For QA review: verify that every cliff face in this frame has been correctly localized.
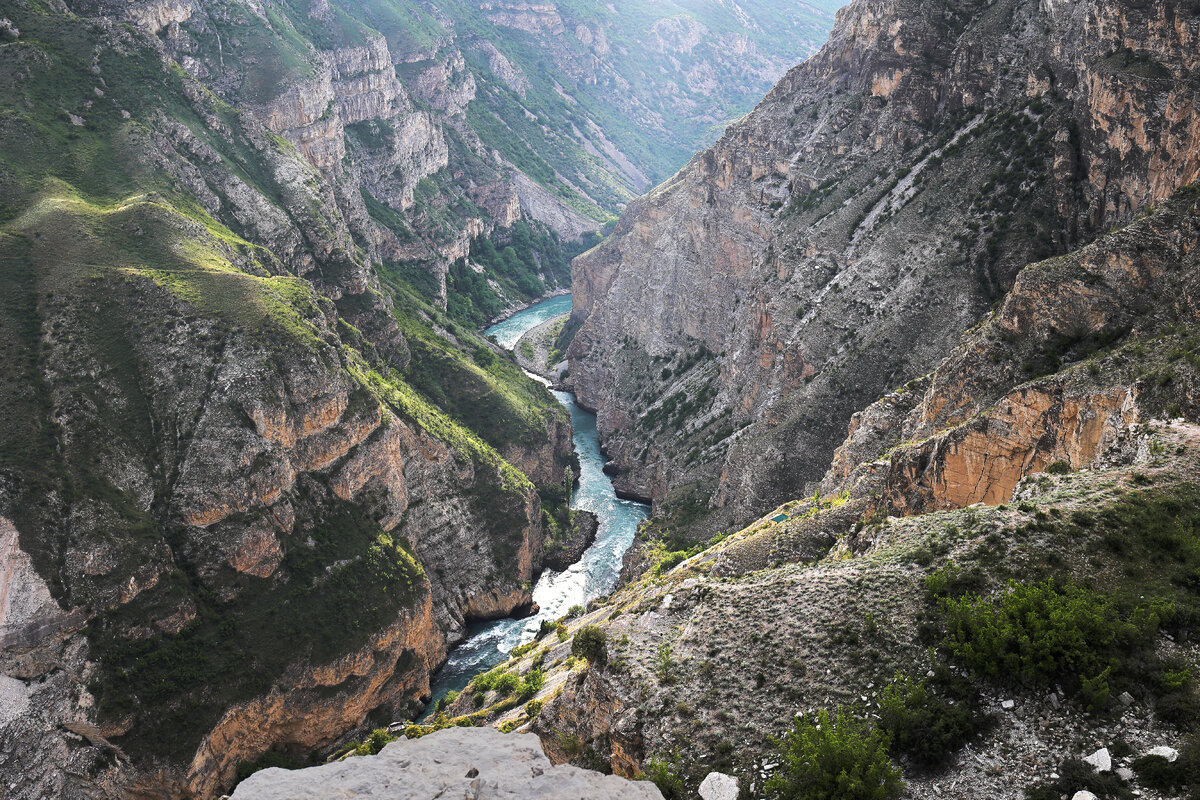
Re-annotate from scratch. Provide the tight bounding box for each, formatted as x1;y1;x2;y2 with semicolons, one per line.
567;0;1200;537
445;187;1200;798
104;0;843;322
0;5;569;799
820;186;1200;515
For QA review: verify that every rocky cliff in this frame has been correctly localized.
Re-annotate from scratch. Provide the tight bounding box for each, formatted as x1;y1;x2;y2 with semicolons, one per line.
567;0;1200;539
445;187;1200;798
0;3;573;798
0;1;844;793
88;0;843;325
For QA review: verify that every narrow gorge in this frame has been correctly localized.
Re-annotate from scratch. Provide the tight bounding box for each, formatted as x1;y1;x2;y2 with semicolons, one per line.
3;1;1200;799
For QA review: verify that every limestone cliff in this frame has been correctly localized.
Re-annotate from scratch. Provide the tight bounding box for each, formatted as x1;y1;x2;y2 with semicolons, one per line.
568;0;1200;539
110;0;843;320
0;5;567;799
449;188;1200;798
821;186;1200;515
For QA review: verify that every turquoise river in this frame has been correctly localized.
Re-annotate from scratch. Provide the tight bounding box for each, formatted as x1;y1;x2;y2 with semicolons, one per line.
421;293;650;714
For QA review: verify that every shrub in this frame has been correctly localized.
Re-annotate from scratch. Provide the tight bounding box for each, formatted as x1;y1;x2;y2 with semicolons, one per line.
924;564;986;602
1132;734;1200;795
1025;758;1133;800
938;580;1152;704
352;728;396;756
644;753;687;800
518;668;545;700
654;643;675;684
764;707;903;800
492;672;521;695
1046;460;1072;475
877;672;986;771
571;625;608;669
525;698;544;718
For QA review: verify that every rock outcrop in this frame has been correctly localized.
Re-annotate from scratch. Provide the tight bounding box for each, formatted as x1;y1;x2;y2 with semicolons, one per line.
229;726;664;799
567;0;1200;539
822;186;1200;515
0;5;566;799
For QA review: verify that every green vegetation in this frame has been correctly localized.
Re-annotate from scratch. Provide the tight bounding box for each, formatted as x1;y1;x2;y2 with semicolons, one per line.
91;491;426;760
877;671;990;771
1025;758;1134;800
1132;735;1200;797
765;707;904;800
645;753;688;799
469;664;545;701
571;625;608;669
936;580;1154;708
234;750;309;786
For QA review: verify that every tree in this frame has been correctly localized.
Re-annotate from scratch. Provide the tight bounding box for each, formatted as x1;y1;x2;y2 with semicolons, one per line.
571;625;607;669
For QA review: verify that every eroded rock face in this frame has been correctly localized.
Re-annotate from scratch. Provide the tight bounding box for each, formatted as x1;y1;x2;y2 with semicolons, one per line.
568;0;1200;538
229;726;664;800
0;8;558;800
822;188;1200;514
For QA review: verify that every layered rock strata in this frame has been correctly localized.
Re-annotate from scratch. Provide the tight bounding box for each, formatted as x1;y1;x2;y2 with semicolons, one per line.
568;0;1200;538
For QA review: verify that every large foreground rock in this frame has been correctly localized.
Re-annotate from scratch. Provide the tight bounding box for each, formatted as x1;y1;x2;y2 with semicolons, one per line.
229;727;665;799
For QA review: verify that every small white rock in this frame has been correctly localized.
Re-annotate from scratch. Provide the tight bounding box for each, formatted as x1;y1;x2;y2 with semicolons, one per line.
1144;745;1179;763
1116;767;1134;781
698;772;739;800
1072;792;1099;800
1084;747;1111;772
1001;699;1015;710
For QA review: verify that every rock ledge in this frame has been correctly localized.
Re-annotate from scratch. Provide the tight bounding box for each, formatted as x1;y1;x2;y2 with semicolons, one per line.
229;726;664;799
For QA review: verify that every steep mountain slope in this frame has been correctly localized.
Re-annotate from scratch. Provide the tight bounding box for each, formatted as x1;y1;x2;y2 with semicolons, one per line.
0;5;567;799
445;186;1200;799
0;1;845;796
71;0;841;325
567;0;1200;540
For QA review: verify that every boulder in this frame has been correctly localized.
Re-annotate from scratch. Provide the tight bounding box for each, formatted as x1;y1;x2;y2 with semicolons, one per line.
1145;745;1180;763
229;727;665;800
1072;792;1098;800
699;771;740;800
1083;747;1111;772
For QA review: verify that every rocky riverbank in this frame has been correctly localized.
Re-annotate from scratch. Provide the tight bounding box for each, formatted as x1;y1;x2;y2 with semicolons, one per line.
513;314;570;383
543;510;600;573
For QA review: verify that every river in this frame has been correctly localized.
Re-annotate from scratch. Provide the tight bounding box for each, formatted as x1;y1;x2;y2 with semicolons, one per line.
420;294;650;714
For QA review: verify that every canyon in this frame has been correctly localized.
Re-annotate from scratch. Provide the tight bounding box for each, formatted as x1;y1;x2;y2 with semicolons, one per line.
3;0;1200;798
0;0;840;798
567;0;1200;541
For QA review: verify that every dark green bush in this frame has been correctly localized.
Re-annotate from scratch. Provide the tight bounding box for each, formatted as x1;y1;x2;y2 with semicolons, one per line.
877;672;988;771
924;563;986;602
234;750;307;785
764;707;903;800
645;753;687;799
938;580;1153;706
1046;460;1072;475
1025;758;1132;800
518;668;545;700
571;625;608;669
1133;735;1200;797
